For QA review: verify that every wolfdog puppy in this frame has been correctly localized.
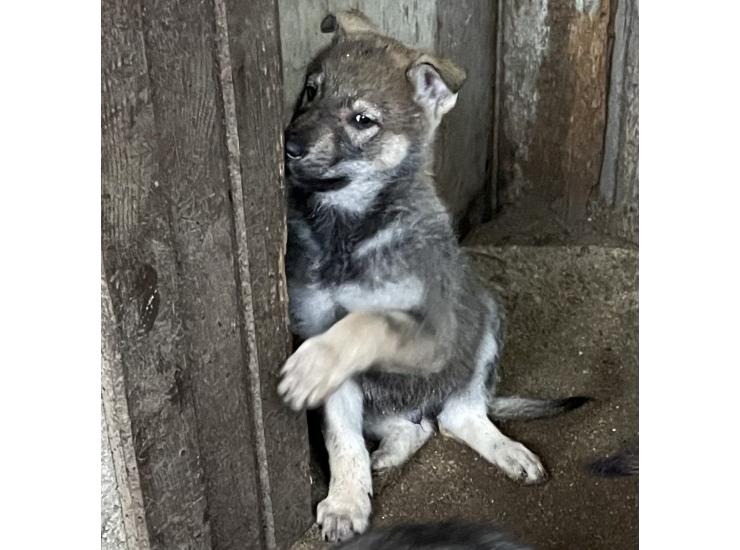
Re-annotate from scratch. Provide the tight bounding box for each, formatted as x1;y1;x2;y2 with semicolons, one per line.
278;10;587;542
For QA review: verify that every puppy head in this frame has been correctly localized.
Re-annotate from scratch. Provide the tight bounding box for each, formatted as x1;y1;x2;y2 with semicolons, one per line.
285;10;466;194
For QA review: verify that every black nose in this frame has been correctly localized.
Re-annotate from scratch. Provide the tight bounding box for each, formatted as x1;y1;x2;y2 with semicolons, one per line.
285;134;306;160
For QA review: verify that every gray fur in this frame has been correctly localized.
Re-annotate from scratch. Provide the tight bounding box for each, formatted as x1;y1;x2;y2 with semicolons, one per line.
590;447;639;477
337;522;534;550
284;25;499;416
488;396;592;421
279;10;587;542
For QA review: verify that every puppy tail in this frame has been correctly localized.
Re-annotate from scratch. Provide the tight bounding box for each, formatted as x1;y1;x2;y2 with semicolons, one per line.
487;395;591;421
589;448;639;477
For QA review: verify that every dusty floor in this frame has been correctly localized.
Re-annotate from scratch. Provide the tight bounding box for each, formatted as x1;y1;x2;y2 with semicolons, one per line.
293;239;638;550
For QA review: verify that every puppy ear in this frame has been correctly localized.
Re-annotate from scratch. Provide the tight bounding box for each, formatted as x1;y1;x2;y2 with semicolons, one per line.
320;10;379;37
407;55;466;124
413;54;467;93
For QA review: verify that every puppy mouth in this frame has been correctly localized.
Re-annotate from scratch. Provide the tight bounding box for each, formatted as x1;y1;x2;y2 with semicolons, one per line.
289;174;350;192
285;162;350;192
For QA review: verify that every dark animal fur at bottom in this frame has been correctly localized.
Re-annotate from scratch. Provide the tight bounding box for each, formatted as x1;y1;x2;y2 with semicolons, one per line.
336;522;534;550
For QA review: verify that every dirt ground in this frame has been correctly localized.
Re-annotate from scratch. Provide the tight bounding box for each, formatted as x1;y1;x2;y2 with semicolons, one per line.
293;238;638;550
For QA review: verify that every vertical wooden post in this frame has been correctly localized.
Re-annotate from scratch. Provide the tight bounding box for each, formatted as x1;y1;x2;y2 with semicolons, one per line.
496;0;612;228
221;0;315;545
101;0;312;547
595;0;639;242
434;0;497;230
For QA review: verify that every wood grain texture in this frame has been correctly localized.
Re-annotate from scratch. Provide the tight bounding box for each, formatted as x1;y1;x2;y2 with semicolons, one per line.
102;272;151;550
498;0;612;227
593;0;638;242
138;0;270;546
224;0;313;545
103;0;312;547
435;0;497;227
101;0;214;546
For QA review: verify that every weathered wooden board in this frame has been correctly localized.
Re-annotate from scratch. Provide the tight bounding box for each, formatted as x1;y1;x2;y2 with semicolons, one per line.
138;0;270;546
277;0;495;226
594;0;638;242
497;0;612;227
102;0;312;547
102;274;151;550
435;0;497;229
101;0;214;545
224;0;314;545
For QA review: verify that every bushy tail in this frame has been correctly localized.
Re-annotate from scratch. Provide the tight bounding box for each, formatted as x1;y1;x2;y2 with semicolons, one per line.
589;448;639;477
487;395;591;421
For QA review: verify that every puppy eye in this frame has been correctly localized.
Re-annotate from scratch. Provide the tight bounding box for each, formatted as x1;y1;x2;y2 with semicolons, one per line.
304;84;317;102
352;113;377;129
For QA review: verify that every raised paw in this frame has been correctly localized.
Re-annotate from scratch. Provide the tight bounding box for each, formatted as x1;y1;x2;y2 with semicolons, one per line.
316;493;371;543
491;439;548;484
277;337;350;410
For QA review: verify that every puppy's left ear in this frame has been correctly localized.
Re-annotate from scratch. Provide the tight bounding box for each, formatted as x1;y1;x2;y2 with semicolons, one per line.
407;54;467;124
320;10;379;37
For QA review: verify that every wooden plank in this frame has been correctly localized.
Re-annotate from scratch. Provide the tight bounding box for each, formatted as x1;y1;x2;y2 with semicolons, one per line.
491;0;505;219
435;0;497;227
101;404;127;550
137;0;270;547
101;0;214;546
222;0;314;546
498;0;612;227
594;0;638;242
105;0;315;547
101;273;151;550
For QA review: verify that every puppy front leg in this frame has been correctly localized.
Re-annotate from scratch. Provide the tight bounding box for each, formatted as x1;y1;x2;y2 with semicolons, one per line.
279;310;438;410
317;380;372;542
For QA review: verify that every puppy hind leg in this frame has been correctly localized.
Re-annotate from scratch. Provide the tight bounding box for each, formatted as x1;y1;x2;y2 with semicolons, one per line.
318;380;372;542
437;398;547;485
364;415;434;473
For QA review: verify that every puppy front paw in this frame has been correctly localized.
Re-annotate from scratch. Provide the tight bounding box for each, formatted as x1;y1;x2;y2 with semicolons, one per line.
316;492;371;543
491;439;548;485
278;337;349;410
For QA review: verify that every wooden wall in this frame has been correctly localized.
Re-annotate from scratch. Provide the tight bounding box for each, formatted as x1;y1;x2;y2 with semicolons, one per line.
498;0;611;225
101;0;312;548
495;0;638;241
595;0;638;242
